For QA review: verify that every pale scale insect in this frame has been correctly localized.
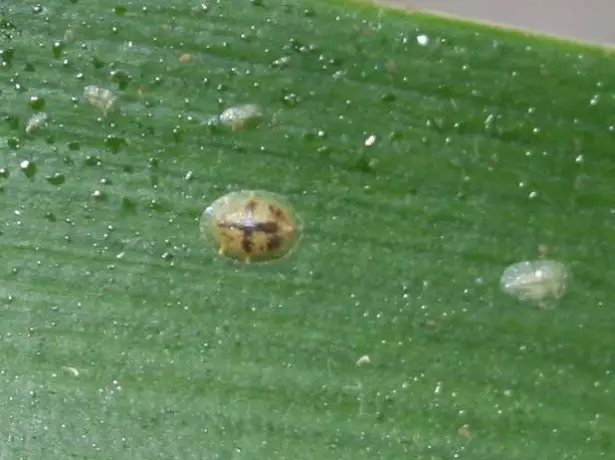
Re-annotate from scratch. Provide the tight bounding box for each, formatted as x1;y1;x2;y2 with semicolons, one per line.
219;104;263;130
25;112;49;134
83;85;118;114
500;259;569;306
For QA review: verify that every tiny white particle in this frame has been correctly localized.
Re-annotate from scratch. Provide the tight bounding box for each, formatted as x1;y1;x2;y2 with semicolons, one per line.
364;134;376;147
416;34;429;46
356;355;371;366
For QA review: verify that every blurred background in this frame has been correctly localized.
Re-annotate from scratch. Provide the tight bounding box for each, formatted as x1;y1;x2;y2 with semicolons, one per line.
383;0;615;46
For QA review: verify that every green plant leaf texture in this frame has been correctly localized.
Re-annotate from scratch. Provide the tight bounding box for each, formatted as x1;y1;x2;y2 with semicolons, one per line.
1;1;614;459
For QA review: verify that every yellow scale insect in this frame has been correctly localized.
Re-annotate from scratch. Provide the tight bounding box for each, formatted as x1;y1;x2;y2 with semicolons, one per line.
200;190;303;263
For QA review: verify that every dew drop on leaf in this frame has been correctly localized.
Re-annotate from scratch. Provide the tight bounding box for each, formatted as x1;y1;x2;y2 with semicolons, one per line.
84;155;101;167
7;137;20;149
105;134;127;153
51;41;65;58
109;69;131;90
28;95;46;111
121;197;136;213
91;190;107;201
4;114;20;130
20;160;37;179
45;173;66;186
68;141;81;151
1;48;16;66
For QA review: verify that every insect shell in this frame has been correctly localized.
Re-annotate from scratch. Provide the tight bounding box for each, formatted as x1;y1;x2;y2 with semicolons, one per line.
500;259;569;306
200;190;302;263
83;85;118;114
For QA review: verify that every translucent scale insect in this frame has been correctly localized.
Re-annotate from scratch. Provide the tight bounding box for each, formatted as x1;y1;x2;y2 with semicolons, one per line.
218;104;263;130
25;112;49;134
500;259;569;306
83;85;118;114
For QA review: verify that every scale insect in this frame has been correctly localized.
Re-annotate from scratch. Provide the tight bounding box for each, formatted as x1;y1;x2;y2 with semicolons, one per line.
25;112;49;134
218;104;263;130
200;190;303;263
500;259;569;306
83;85;118;114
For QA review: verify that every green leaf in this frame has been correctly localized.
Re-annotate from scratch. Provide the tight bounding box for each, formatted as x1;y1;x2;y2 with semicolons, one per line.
1;0;614;458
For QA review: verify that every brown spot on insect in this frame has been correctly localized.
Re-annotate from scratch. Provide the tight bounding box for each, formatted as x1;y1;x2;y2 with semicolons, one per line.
201;190;303;263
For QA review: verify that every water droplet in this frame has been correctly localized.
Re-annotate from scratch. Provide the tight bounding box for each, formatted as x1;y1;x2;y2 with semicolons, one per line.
148;200;164;212
51;41;65;58
68;141;80;151
84;155;101;166
91;190;107;201
109;69;131;90
121;197;136;212
91;56;106;69
45;173;66;186
381;92;396;103
28;95;46;111
589;94;600;106
0;48;15;66
4;114;20;130
282;92;300;107
20;160;37;179
7;137;20;149
105;134;127;153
